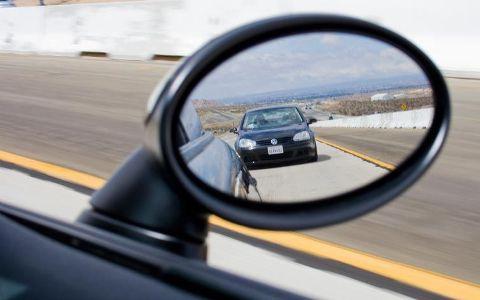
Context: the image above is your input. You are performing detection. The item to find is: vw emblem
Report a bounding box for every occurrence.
[270,138,278,145]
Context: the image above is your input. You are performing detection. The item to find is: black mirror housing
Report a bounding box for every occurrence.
[144,14,450,230]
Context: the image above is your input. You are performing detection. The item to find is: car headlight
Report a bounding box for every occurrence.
[293,131,311,141]
[238,138,256,149]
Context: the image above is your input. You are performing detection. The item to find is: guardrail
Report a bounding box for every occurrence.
[311,108,433,129]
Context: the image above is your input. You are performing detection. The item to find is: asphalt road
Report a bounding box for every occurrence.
[313,128,427,165]
[0,164,423,299]
[0,54,479,283]
[220,134,387,202]
[0,54,172,178]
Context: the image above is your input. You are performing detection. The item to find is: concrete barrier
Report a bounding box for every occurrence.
[0,0,278,59]
[0,0,478,71]
[311,108,433,129]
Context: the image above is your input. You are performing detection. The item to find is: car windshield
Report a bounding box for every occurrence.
[242,107,303,131]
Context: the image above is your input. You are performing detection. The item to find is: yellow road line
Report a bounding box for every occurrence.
[211,216,480,299]
[1,149,479,299]
[315,137,396,171]
[0,150,105,190]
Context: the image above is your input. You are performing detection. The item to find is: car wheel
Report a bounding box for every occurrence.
[310,151,318,162]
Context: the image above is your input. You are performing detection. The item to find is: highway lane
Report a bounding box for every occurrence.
[0,54,173,178]
[220,133,387,202]
[313,128,426,165]
[0,54,479,283]
[0,163,426,299]
[249,142,386,202]
[307,78,480,283]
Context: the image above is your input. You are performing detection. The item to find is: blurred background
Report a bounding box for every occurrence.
[0,0,479,298]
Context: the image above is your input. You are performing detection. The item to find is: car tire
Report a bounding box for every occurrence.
[310,151,318,162]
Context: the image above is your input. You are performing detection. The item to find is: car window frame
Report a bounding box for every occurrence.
[240,106,304,131]
[0,202,304,299]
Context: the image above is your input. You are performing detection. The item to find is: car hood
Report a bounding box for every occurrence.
[239,123,307,140]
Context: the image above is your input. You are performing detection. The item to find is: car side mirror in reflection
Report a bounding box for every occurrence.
[307,118,317,125]
[230,127,238,134]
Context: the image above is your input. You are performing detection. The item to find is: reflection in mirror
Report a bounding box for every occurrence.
[178,32,434,203]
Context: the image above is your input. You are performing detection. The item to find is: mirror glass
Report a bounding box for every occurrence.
[178,32,434,203]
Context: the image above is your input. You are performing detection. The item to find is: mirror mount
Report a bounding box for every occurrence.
[77,147,209,260]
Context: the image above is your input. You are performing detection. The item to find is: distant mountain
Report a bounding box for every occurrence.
[208,73,428,105]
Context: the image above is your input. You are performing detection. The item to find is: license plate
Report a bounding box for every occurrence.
[267,145,284,155]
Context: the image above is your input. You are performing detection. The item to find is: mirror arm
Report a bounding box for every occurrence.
[77,147,209,260]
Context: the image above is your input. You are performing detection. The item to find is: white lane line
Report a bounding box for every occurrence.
[0,165,407,299]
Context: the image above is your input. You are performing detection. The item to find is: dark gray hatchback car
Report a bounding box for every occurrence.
[233,105,318,168]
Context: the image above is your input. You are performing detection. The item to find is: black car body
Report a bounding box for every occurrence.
[234,105,317,168]
[179,100,260,199]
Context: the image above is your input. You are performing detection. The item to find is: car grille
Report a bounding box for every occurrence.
[256,136,292,146]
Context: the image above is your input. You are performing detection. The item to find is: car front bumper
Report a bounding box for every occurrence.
[237,139,316,167]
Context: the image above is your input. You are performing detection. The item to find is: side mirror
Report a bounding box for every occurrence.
[230,127,238,134]
[144,14,450,230]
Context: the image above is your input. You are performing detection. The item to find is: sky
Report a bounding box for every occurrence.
[189,32,428,101]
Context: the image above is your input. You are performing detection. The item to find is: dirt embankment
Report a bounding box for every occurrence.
[196,107,242,135]
[195,104,263,135]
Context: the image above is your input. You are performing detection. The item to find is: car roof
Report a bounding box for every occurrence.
[245,105,300,113]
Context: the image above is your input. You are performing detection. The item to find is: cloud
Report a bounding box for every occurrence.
[321,34,340,45]
[190,32,427,100]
